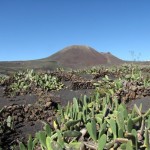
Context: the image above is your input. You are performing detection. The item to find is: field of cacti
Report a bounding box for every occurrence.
[0,64,150,150]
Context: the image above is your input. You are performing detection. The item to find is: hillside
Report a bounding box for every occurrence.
[48,45,123,68]
[101,52,123,64]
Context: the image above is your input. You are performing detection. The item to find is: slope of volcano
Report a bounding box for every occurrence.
[48,45,109,68]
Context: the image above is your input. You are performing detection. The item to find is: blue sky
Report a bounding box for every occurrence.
[0,0,150,61]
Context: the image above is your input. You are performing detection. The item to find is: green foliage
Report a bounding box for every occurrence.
[20,89,150,149]
[86,119,97,141]
[126,140,133,150]
[0,115,14,136]
[127,118,134,133]
[19,143,27,150]
[109,118,117,139]
[1,69,64,96]
[63,130,81,138]
[1,64,150,149]
[98,134,107,150]
[144,128,150,150]
[116,111,124,131]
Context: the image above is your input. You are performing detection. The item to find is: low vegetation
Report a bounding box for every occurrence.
[0,64,150,149]
[1,69,64,96]
[20,96,150,149]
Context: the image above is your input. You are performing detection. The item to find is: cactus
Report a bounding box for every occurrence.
[77,112,82,120]
[131,129,138,150]
[126,140,133,150]
[44,124,52,137]
[99,122,107,138]
[6,115,13,129]
[84,95,88,109]
[134,104,142,116]
[118,128,124,138]
[143,109,150,118]
[46,137,53,150]
[132,116,142,124]
[98,134,107,150]
[36,131,47,149]
[63,130,82,138]
[73,98,79,120]
[86,119,97,141]
[116,111,124,131]
[109,118,117,139]
[27,135,35,150]
[95,114,103,124]
[127,118,134,133]
[144,128,150,150]
[66,142,84,150]
[120,143,126,150]
[56,130,65,149]
[65,119,80,129]
[16,65,150,150]
[19,143,27,150]
[147,115,150,129]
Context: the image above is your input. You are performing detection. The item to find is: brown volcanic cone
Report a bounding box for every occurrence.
[48,45,107,68]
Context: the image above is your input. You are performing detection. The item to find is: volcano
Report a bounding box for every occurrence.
[48,45,123,68]
[0,45,124,74]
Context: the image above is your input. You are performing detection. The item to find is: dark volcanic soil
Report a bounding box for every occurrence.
[127,96,150,113]
[0,83,94,149]
[1,84,150,149]
[0,69,150,149]
[51,89,94,106]
[0,87,43,149]
[0,87,37,108]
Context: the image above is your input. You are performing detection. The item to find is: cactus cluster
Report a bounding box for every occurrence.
[0,69,64,96]
[20,91,150,149]
[0,114,13,149]
[1,64,150,149]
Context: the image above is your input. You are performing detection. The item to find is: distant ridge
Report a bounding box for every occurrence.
[0,45,124,74]
[48,45,123,68]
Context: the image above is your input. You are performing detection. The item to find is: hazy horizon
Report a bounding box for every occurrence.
[0,1,150,61]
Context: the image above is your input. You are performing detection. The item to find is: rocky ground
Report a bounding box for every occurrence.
[0,72,95,149]
[0,68,150,149]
